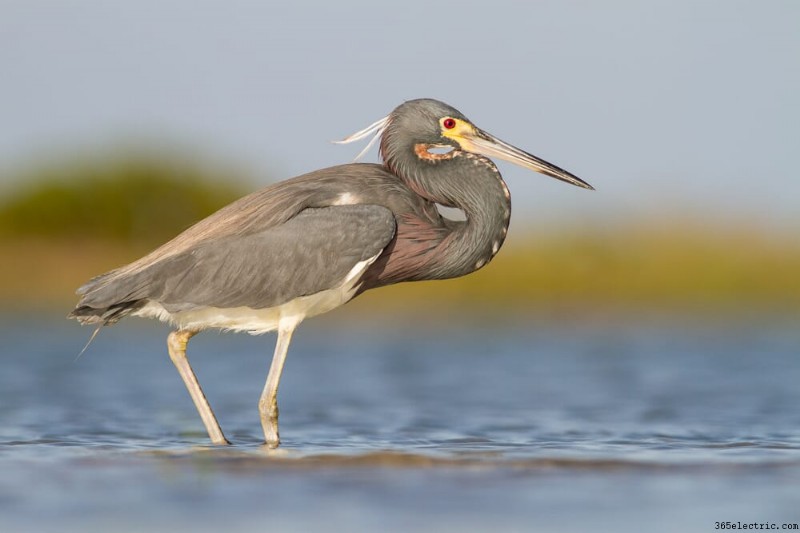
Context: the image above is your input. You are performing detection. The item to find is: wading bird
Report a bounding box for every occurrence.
[70,99,593,447]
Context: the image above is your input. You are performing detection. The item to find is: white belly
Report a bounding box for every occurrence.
[133,255,377,334]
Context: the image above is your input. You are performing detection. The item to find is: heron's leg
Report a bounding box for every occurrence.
[259,325,295,448]
[167,330,230,445]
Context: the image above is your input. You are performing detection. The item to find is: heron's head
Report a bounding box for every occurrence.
[338,98,593,190]
[400,99,593,189]
[385,99,470,149]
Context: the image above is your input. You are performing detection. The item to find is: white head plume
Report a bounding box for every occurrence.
[333,115,390,162]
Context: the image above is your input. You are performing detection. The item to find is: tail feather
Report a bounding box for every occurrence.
[76,268,123,296]
[75,325,102,361]
[68,300,147,326]
[70,267,155,326]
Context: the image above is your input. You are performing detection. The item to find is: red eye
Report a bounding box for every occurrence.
[443,118,456,129]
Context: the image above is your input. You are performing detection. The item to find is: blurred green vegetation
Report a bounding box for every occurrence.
[0,155,245,243]
[1,153,798,315]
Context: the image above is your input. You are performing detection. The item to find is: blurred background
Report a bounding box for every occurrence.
[1,0,798,318]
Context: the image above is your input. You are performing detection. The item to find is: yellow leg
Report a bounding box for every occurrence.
[167,330,230,445]
[258,326,295,448]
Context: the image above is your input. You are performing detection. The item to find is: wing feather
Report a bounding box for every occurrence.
[71,205,396,321]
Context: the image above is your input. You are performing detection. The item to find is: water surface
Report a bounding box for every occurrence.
[1,313,798,532]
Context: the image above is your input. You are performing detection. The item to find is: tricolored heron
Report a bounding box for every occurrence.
[70,98,593,447]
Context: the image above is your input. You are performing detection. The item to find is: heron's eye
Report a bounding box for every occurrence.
[443,118,456,129]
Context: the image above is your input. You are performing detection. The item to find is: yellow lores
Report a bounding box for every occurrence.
[439,116,479,148]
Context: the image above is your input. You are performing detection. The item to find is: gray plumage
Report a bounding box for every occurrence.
[72,201,396,321]
[70,164,432,325]
[69,98,592,447]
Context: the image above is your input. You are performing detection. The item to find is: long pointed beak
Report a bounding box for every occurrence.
[461,129,594,190]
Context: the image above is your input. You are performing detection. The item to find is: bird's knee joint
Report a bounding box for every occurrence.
[167,330,196,358]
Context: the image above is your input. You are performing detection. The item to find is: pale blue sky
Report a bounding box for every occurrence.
[1,1,798,231]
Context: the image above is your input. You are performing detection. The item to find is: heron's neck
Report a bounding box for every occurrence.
[390,150,512,279]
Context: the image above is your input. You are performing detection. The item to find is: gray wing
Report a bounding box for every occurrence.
[72,205,396,321]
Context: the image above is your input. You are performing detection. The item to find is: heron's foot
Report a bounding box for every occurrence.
[262,418,280,448]
[264,428,281,450]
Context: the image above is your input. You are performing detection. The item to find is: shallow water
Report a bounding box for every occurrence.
[1,313,799,532]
